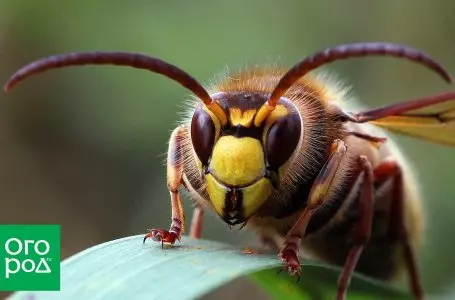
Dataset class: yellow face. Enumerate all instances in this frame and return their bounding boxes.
[206,136,274,224]
[190,95,301,225]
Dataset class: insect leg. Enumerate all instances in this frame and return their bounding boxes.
[279,139,347,276]
[143,125,187,246]
[336,156,374,300]
[189,205,204,239]
[374,160,423,300]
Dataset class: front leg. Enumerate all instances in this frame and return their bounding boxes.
[279,139,347,275]
[143,126,187,247]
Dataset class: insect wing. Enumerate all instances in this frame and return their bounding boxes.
[358,92,455,146]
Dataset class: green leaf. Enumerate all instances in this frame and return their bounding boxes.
[9,235,410,300]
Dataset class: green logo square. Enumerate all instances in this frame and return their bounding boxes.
[0,225,60,291]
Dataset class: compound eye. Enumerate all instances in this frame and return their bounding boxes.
[265,113,301,170]
[191,108,216,165]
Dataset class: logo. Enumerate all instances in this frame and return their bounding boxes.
[0,225,60,291]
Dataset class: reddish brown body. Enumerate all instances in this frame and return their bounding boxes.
[4,42,455,300]
[180,69,423,282]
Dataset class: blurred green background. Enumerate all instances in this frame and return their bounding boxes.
[1,0,455,299]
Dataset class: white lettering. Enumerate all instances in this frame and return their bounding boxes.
[5,258,20,278]
[34,240,50,255]
[21,259,35,272]
[24,240,34,255]
[35,258,51,273]
[5,238,22,256]
[3,238,53,278]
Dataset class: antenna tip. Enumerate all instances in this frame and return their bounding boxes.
[3,78,16,92]
[437,66,453,84]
